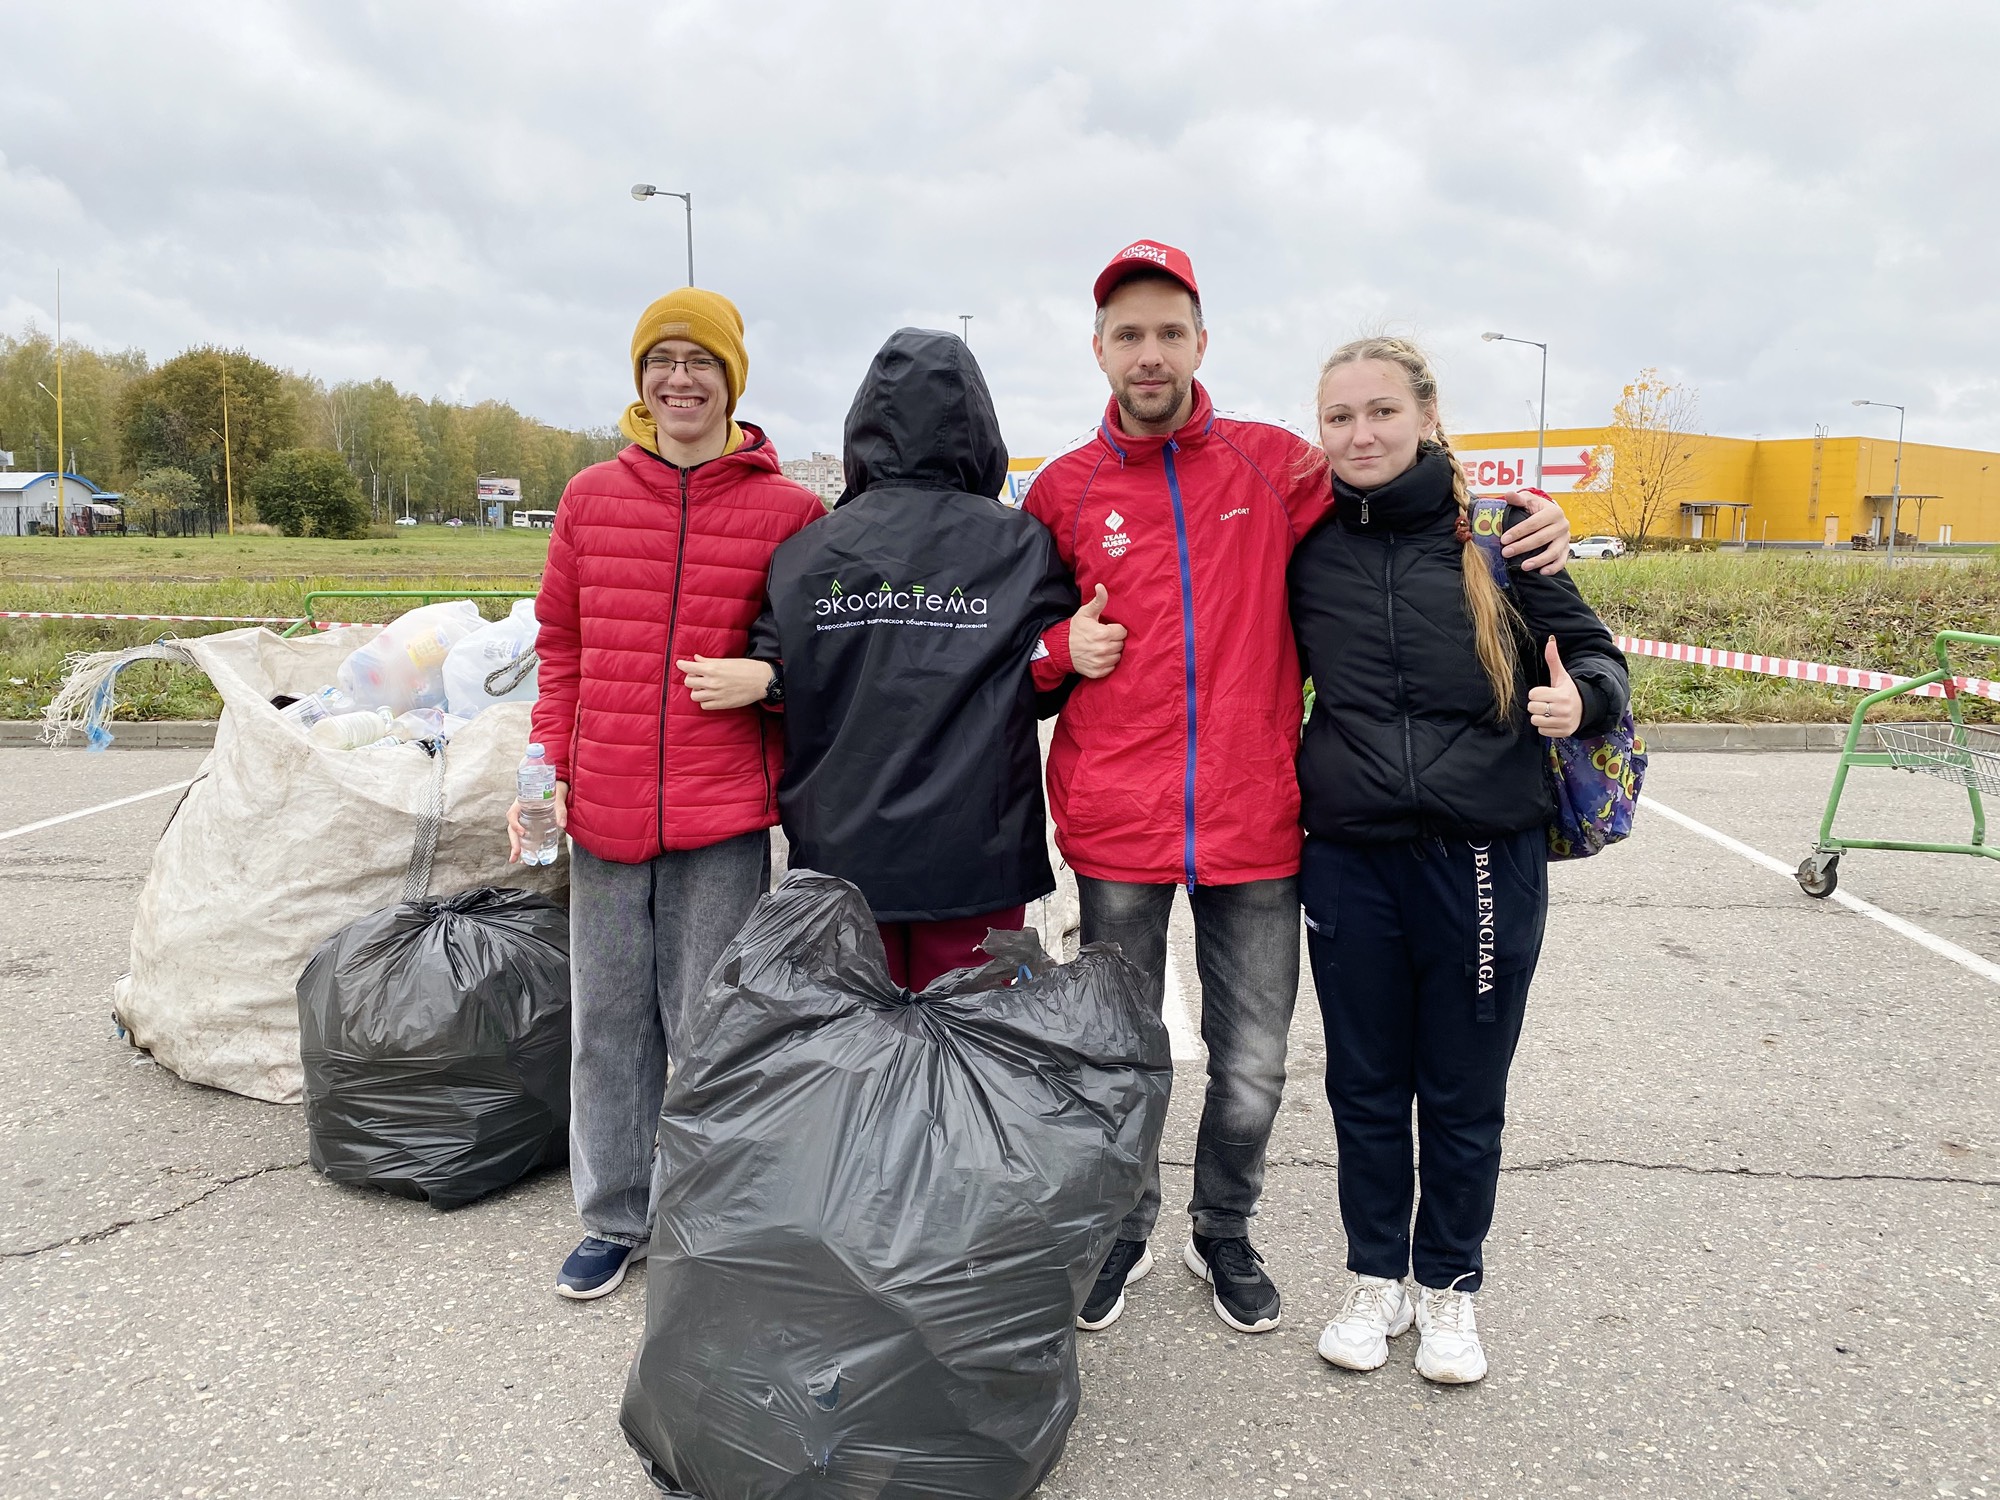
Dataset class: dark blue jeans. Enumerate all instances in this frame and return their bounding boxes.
[1079,874,1299,1243]
[1301,830,1545,1292]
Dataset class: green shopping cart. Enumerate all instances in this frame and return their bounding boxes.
[1796,630,2000,898]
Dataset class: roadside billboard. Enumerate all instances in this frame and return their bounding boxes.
[1003,457,1042,506]
[1455,446,1610,495]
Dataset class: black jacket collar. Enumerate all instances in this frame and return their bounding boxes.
[1332,445,1458,536]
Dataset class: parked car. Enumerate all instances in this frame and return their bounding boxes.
[1569,535,1626,560]
[394,516,418,527]
[445,517,465,527]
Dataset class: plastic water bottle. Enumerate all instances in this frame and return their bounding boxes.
[280,686,355,731]
[517,743,561,866]
[391,707,454,743]
[308,706,397,750]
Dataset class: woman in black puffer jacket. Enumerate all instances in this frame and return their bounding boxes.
[1287,336,1626,1388]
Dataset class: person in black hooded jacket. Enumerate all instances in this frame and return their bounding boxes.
[1288,336,1627,1389]
[683,328,1080,989]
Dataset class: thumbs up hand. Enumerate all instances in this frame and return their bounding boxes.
[1069,584,1128,680]
[1527,637,1582,738]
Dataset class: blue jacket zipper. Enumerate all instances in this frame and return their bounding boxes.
[1164,443,1198,889]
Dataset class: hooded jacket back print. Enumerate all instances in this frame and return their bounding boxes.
[750,329,1079,922]
[1025,383,1332,887]
[530,430,825,864]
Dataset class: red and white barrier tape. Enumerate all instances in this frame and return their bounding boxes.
[1616,636,2000,704]
[5,611,1993,703]
[0,610,372,629]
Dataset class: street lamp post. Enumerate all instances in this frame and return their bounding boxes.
[34,380,65,534]
[631,185,694,286]
[53,270,63,526]
[217,357,235,535]
[1481,331,1548,489]
[1852,399,1906,565]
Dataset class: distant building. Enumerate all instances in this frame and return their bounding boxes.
[781,452,845,508]
[0,471,120,536]
[1454,428,2000,547]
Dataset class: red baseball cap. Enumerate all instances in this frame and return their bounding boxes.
[1092,239,1200,308]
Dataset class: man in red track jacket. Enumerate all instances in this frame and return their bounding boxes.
[514,288,824,1302]
[1027,242,1572,1337]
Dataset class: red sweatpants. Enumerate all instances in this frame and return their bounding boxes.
[877,906,1028,991]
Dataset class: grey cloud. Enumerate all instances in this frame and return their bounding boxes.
[3,0,1993,466]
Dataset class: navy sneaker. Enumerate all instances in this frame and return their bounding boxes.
[555,1236,642,1300]
[1183,1232,1281,1333]
[1076,1239,1153,1331]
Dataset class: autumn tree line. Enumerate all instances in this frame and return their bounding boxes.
[0,328,621,535]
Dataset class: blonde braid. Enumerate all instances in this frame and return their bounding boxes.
[1434,426,1520,722]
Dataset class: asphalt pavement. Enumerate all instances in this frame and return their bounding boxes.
[1,746,1994,1499]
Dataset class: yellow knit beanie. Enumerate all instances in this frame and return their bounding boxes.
[620,287,749,455]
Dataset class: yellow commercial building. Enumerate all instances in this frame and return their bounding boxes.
[1454,428,2000,547]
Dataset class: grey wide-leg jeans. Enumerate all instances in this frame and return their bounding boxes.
[567,831,770,1247]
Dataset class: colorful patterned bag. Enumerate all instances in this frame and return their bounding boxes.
[1544,716,1647,860]
[1469,498,1646,861]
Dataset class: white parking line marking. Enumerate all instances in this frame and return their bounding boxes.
[0,780,195,844]
[1163,954,1205,1061]
[1645,795,2000,989]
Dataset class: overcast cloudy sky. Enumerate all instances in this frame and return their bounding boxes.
[4,1,1994,461]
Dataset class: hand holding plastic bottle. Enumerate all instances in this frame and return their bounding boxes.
[508,745,569,865]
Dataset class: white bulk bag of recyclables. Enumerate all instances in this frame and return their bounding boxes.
[44,623,564,1104]
[443,598,540,718]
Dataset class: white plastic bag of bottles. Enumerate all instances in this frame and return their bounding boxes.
[444,598,540,718]
[337,600,484,715]
[44,623,565,1104]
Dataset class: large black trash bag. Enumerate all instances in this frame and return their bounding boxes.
[297,887,571,1211]
[620,870,1172,1500]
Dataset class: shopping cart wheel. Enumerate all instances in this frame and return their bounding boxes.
[1795,853,1839,899]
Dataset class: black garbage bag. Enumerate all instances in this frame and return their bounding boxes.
[619,870,1172,1500]
[297,887,571,1211]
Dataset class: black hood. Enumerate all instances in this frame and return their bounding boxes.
[839,328,1008,503]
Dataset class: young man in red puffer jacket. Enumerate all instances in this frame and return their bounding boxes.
[510,287,824,1301]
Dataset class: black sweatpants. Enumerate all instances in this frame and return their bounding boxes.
[1300,828,1547,1292]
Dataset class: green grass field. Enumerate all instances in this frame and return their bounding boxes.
[2,535,1996,724]
[0,532,548,721]
[0,530,551,584]
[1580,552,2000,725]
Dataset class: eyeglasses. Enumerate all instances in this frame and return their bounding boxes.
[641,353,723,376]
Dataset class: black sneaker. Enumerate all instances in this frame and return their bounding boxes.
[1182,1232,1281,1333]
[1076,1239,1154,1331]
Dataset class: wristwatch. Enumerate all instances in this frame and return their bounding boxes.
[761,662,784,706]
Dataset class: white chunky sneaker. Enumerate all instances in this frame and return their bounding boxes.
[1413,1278,1487,1384]
[1316,1274,1414,1371]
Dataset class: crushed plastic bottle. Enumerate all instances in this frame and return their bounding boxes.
[280,686,355,731]
[517,743,561,866]
[390,707,468,744]
[308,706,398,750]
